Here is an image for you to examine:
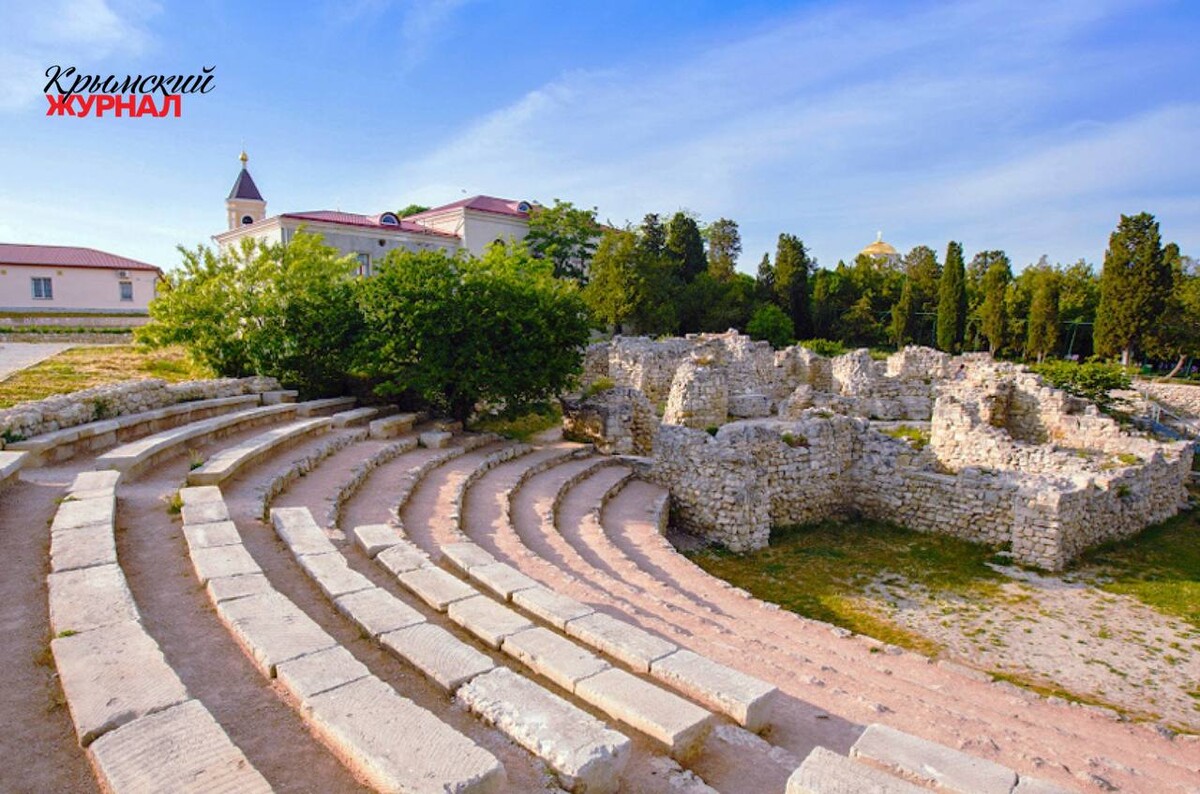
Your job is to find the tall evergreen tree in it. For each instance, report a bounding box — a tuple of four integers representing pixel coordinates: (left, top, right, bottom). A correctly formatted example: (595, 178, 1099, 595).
(638, 213, 666, 257)
(755, 252, 775, 303)
(1095, 212, 1173, 365)
(664, 212, 706, 282)
(774, 233, 813, 338)
(890, 278, 916, 347)
(705, 218, 741, 281)
(1026, 267, 1060, 362)
(936, 241, 966, 352)
(979, 256, 1013, 354)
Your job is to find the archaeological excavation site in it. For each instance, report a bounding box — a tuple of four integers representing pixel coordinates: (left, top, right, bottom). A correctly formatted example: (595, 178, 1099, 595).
(0, 337, 1195, 793)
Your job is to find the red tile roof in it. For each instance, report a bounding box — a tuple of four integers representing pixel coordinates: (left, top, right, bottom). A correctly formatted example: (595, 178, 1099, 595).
(280, 211, 460, 238)
(0, 243, 161, 272)
(406, 195, 531, 219)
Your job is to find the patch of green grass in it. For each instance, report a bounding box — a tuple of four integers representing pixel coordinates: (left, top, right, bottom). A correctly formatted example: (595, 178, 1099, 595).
(880, 424, 930, 449)
(1076, 502, 1200, 629)
(686, 518, 1005, 653)
(581, 377, 615, 399)
(0, 345, 211, 409)
(470, 403, 563, 443)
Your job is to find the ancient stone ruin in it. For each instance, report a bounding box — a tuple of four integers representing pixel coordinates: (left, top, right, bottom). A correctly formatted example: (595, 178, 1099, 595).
(568, 331, 1193, 570)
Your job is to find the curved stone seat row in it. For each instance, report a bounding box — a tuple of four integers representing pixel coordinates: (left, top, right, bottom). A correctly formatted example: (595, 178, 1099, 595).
(272, 506, 632, 793)
(187, 417, 334, 486)
(0, 448, 25, 489)
(384, 434, 499, 525)
(47, 470, 272, 793)
(179, 487, 508, 794)
(321, 434, 420, 530)
(6, 393, 263, 466)
(95, 403, 304, 475)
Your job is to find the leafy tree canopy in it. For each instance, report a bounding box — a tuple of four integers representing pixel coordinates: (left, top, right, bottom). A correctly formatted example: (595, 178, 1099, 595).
(525, 199, 600, 283)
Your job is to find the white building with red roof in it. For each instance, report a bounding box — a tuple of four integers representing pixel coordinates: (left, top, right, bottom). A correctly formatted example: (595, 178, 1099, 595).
(213, 153, 533, 274)
(0, 243, 162, 314)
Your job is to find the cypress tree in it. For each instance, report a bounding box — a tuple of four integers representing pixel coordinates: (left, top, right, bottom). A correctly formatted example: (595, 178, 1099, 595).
(755, 252, 775, 303)
(936, 241, 966, 352)
(664, 212, 706, 282)
(1095, 212, 1172, 366)
(1026, 268, 1060, 362)
(979, 257, 1012, 355)
(638, 213, 666, 257)
(890, 278, 916, 347)
(775, 233, 813, 338)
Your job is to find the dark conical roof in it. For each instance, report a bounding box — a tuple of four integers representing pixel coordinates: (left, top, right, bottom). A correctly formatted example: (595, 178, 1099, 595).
(228, 167, 263, 201)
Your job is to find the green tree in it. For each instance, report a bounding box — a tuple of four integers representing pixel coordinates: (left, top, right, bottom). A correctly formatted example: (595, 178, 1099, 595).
(936, 241, 967, 352)
(1095, 212, 1174, 365)
(705, 218, 742, 281)
(978, 254, 1013, 354)
(583, 228, 677, 335)
(638, 213, 666, 257)
(138, 233, 362, 397)
(1057, 259, 1100, 358)
(774, 233, 813, 338)
(889, 278, 916, 347)
(664, 212, 707, 282)
(1026, 266, 1060, 362)
(755, 252, 775, 303)
(525, 199, 599, 283)
(747, 303, 794, 349)
(357, 244, 589, 422)
(397, 204, 430, 217)
(901, 245, 940, 344)
(1146, 250, 1200, 377)
(678, 272, 756, 333)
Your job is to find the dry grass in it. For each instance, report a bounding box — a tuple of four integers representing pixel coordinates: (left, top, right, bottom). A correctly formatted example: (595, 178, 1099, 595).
(0, 345, 211, 409)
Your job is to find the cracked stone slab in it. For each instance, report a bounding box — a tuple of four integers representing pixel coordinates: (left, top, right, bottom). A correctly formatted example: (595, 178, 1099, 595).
(70, 469, 121, 494)
(376, 540, 431, 575)
(331, 407, 379, 427)
(270, 506, 334, 556)
(304, 676, 505, 793)
(575, 667, 713, 761)
(565, 612, 676, 673)
(850, 723, 1018, 794)
(180, 499, 230, 526)
(206, 573, 273, 604)
(369, 413, 416, 439)
(298, 552, 374, 599)
(182, 520, 242, 551)
(419, 430, 453, 448)
(335, 587, 425, 638)
(379, 622, 494, 691)
(513, 586, 594, 630)
(52, 620, 189, 747)
(51, 496, 115, 532)
(397, 565, 476, 611)
(276, 646, 371, 701)
(48, 564, 139, 635)
(0, 449, 27, 485)
(191, 544, 262, 585)
(448, 595, 534, 649)
(51, 523, 117, 573)
(351, 524, 399, 558)
(89, 699, 272, 794)
(501, 627, 610, 693)
(786, 746, 926, 794)
(458, 667, 631, 794)
(468, 561, 539, 601)
(440, 541, 497, 575)
(217, 592, 337, 677)
(650, 649, 779, 732)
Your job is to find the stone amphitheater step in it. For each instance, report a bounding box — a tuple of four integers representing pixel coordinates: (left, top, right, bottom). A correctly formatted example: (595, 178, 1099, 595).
(46, 469, 270, 792)
(5, 393, 262, 466)
(596, 479, 1186, 793)
(186, 417, 332, 486)
(0, 448, 27, 488)
(95, 403, 300, 475)
(295, 396, 357, 417)
(785, 745, 926, 793)
(271, 506, 633, 791)
(850, 723, 1018, 793)
(369, 411, 420, 439)
(181, 489, 507, 793)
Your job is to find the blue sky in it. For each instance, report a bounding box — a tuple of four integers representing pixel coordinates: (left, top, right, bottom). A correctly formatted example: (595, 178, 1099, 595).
(0, 0, 1197, 274)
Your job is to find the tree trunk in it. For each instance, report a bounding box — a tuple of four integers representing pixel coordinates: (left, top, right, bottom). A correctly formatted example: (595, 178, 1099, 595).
(1157, 354, 1187, 382)
(1121, 347, 1132, 367)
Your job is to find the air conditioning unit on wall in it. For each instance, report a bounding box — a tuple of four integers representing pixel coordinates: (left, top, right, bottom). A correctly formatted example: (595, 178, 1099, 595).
(116, 270, 130, 278)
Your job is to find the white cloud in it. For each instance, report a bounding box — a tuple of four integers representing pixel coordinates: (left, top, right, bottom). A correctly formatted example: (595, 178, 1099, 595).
(0, 0, 160, 110)
(374, 0, 1196, 269)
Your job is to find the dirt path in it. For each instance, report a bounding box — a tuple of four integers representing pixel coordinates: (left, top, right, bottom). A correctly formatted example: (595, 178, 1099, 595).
(0, 463, 100, 794)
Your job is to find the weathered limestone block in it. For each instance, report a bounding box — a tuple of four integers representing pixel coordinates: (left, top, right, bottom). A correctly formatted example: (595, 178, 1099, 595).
(650, 649, 779, 731)
(379, 623, 494, 691)
(398, 565, 477, 611)
(276, 646, 370, 700)
(561, 386, 658, 455)
(727, 393, 772, 419)
(216, 592, 337, 677)
(851, 723, 1017, 794)
(575, 667, 713, 760)
(565, 612, 676, 673)
(468, 561, 540, 601)
(786, 746, 925, 794)
(513, 585, 595, 629)
(48, 564, 139, 635)
(350, 523, 398, 558)
(662, 358, 728, 429)
(335, 587, 425, 638)
(501, 627, 610, 692)
(449, 595, 534, 649)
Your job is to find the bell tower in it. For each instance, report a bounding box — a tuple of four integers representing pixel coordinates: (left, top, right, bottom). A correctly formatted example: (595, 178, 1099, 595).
(226, 150, 266, 230)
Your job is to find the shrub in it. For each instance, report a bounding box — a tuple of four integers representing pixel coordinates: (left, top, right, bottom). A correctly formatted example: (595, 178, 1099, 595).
(746, 304, 794, 349)
(583, 377, 615, 398)
(881, 424, 930, 450)
(798, 338, 847, 357)
(1030, 360, 1132, 408)
(781, 432, 808, 448)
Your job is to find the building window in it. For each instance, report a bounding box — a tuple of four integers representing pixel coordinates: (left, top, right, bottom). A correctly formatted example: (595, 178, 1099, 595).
(356, 252, 371, 277)
(31, 277, 53, 300)
(119, 281, 134, 301)
(241, 215, 254, 225)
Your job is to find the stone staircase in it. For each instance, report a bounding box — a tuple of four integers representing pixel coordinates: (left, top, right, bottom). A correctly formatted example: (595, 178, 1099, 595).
(1, 399, 1193, 792)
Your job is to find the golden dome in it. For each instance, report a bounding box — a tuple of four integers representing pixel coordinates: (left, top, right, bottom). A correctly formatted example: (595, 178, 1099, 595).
(860, 231, 897, 258)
